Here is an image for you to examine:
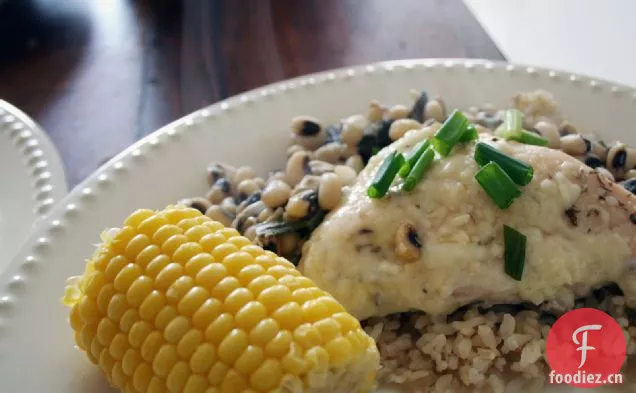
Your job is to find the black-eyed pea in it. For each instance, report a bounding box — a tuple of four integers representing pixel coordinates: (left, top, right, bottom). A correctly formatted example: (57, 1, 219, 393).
(206, 163, 234, 187)
(291, 133, 328, 151)
(558, 121, 578, 136)
(481, 103, 496, 115)
(206, 178, 232, 204)
(308, 160, 334, 175)
(425, 99, 446, 122)
(262, 179, 292, 208)
(388, 104, 410, 120)
(279, 232, 300, 256)
(607, 143, 627, 174)
(287, 144, 306, 157)
(285, 190, 317, 219)
(205, 205, 234, 227)
(270, 171, 288, 183)
(318, 173, 342, 211)
(234, 166, 257, 186)
(389, 118, 421, 141)
(560, 135, 589, 156)
(179, 197, 212, 214)
(533, 121, 560, 149)
(334, 164, 357, 186)
(237, 179, 260, 200)
(257, 206, 274, 222)
(244, 225, 257, 241)
(367, 101, 385, 122)
(340, 117, 366, 148)
(591, 141, 608, 161)
(345, 155, 365, 173)
(221, 197, 237, 215)
(626, 169, 636, 180)
(394, 222, 422, 263)
(625, 147, 636, 170)
(286, 150, 311, 186)
(291, 115, 323, 137)
(292, 175, 320, 195)
(313, 142, 344, 164)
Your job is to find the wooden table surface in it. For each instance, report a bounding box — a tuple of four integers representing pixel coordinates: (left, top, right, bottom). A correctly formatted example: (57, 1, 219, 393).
(0, 0, 503, 187)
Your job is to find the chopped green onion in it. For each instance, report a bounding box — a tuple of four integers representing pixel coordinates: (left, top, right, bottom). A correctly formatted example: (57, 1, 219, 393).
(368, 152, 405, 198)
(402, 147, 435, 191)
(459, 124, 478, 142)
(399, 140, 430, 178)
(431, 109, 469, 156)
(503, 225, 526, 281)
(512, 130, 549, 146)
(495, 109, 549, 146)
(474, 162, 522, 209)
(497, 109, 523, 137)
(474, 142, 534, 186)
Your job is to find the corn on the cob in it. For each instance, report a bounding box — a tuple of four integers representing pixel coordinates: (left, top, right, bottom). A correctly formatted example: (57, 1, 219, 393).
(63, 205, 379, 393)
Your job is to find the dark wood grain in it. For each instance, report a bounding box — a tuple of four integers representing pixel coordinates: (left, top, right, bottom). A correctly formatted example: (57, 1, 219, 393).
(0, 0, 503, 187)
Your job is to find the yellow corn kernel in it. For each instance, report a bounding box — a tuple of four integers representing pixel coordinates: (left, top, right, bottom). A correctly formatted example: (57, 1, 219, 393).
(173, 242, 203, 264)
(164, 315, 190, 344)
(271, 302, 302, 330)
(258, 285, 292, 312)
(222, 251, 253, 275)
(183, 374, 208, 393)
(126, 276, 153, 307)
(128, 320, 153, 348)
(184, 224, 212, 242)
(190, 343, 216, 374)
(250, 359, 283, 391)
(265, 330, 293, 357)
(124, 209, 155, 228)
(234, 345, 265, 375)
(195, 263, 228, 289)
(192, 298, 222, 330)
(221, 369, 247, 393)
(133, 362, 153, 392)
(177, 329, 202, 358)
(204, 313, 234, 343)
(166, 361, 190, 393)
(109, 333, 129, 360)
(121, 349, 141, 376)
(212, 243, 239, 262)
(237, 264, 266, 286)
(178, 286, 209, 316)
(249, 318, 279, 346)
(325, 337, 353, 367)
(199, 233, 226, 253)
(138, 214, 170, 237)
(124, 234, 151, 261)
(135, 244, 161, 268)
(63, 205, 379, 393)
(184, 253, 215, 276)
(223, 288, 254, 314)
(207, 361, 229, 386)
(139, 291, 166, 321)
(104, 255, 129, 283)
(114, 263, 142, 293)
(218, 328, 248, 364)
(145, 254, 170, 279)
(166, 276, 195, 304)
(235, 301, 267, 331)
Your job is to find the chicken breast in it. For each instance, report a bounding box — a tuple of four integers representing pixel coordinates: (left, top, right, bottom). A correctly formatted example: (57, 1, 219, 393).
(299, 127, 636, 320)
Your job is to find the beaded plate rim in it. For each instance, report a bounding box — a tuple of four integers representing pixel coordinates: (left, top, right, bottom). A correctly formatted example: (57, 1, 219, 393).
(0, 58, 635, 393)
(0, 100, 68, 267)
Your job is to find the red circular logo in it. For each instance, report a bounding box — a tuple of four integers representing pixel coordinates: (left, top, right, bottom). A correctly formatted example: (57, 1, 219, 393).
(546, 308, 626, 388)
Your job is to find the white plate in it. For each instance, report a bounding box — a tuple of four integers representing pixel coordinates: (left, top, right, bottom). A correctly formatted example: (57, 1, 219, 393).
(0, 100, 67, 272)
(0, 60, 633, 393)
